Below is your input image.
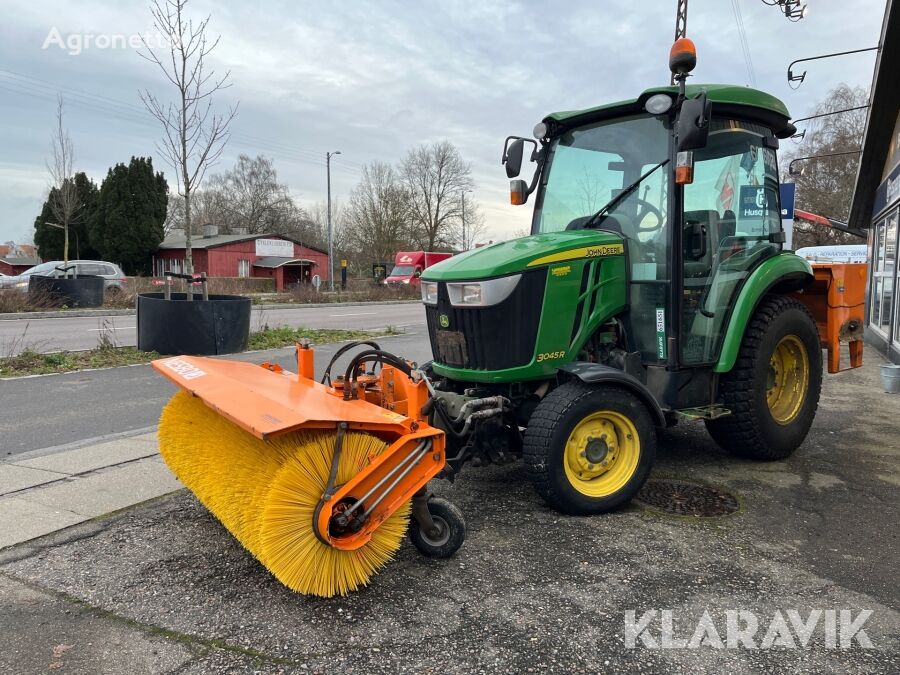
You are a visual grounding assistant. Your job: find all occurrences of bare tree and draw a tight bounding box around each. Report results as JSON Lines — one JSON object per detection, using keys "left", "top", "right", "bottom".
{"left": 782, "top": 84, "right": 868, "bottom": 248}
{"left": 449, "top": 194, "right": 487, "bottom": 250}
{"left": 139, "top": 0, "right": 237, "bottom": 279}
{"left": 577, "top": 167, "right": 605, "bottom": 215}
{"left": 401, "top": 141, "right": 473, "bottom": 250}
{"left": 46, "top": 96, "right": 78, "bottom": 273}
{"left": 209, "top": 154, "right": 293, "bottom": 234}
{"left": 344, "top": 162, "right": 413, "bottom": 264}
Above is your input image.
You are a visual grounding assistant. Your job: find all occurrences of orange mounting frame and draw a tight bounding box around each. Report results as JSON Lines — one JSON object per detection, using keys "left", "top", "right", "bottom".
{"left": 792, "top": 263, "right": 866, "bottom": 374}
{"left": 315, "top": 428, "right": 445, "bottom": 551}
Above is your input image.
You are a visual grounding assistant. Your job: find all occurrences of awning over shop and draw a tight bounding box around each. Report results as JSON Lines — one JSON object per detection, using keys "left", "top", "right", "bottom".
{"left": 253, "top": 257, "right": 318, "bottom": 268}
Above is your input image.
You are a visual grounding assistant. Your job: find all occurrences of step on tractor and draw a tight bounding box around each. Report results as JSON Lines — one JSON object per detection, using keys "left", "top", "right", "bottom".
{"left": 153, "top": 39, "right": 865, "bottom": 597}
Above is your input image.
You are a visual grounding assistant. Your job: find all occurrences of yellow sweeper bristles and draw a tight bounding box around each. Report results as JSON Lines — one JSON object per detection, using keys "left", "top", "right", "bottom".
{"left": 158, "top": 390, "right": 411, "bottom": 597}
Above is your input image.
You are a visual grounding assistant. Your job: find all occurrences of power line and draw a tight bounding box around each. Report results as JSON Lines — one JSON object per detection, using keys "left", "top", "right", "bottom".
{"left": 730, "top": 0, "right": 757, "bottom": 87}
{"left": 0, "top": 69, "right": 364, "bottom": 177}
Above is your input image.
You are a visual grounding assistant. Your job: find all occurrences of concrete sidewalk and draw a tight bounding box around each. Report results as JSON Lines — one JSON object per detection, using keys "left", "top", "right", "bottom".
{"left": 0, "top": 432, "right": 179, "bottom": 549}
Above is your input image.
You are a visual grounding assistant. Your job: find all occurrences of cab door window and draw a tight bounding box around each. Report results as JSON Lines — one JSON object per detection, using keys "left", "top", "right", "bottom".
{"left": 680, "top": 119, "right": 782, "bottom": 365}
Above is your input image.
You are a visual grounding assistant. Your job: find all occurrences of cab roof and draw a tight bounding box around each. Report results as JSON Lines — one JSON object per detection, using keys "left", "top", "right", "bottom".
{"left": 544, "top": 84, "right": 794, "bottom": 138}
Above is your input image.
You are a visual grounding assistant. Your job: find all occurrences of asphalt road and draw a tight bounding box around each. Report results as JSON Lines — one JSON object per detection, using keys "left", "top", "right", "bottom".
{"left": 0, "top": 332, "right": 433, "bottom": 456}
{"left": 0, "top": 302, "right": 425, "bottom": 356}
{"left": 2, "top": 355, "right": 898, "bottom": 673}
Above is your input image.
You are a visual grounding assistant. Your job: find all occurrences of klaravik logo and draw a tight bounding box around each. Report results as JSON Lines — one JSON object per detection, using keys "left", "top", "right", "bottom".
{"left": 624, "top": 609, "right": 874, "bottom": 649}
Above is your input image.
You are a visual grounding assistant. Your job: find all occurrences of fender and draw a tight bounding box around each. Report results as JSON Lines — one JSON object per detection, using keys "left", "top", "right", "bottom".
{"left": 714, "top": 253, "right": 814, "bottom": 373}
{"left": 557, "top": 362, "right": 667, "bottom": 427}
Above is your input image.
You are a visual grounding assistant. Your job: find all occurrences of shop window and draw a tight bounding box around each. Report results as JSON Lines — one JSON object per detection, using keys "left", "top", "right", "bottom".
{"left": 238, "top": 259, "right": 250, "bottom": 278}
{"left": 871, "top": 210, "right": 898, "bottom": 337}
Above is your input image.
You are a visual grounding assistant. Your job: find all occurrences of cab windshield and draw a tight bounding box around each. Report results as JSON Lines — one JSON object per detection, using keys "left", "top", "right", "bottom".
{"left": 533, "top": 115, "right": 670, "bottom": 243}
{"left": 390, "top": 265, "right": 415, "bottom": 277}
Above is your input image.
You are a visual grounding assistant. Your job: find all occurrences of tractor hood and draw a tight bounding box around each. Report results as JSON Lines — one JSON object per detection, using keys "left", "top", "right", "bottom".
{"left": 422, "top": 230, "right": 625, "bottom": 282}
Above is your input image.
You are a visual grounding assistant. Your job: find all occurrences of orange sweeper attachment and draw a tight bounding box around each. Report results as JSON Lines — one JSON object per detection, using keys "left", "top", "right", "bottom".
{"left": 153, "top": 342, "right": 466, "bottom": 597}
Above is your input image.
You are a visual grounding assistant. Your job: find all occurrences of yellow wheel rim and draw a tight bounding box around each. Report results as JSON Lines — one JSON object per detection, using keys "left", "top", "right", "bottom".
{"left": 766, "top": 335, "right": 810, "bottom": 425}
{"left": 562, "top": 410, "right": 640, "bottom": 497}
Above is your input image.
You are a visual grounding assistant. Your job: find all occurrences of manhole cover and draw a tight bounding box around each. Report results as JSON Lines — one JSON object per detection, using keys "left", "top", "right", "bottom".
{"left": 635, "top": 479, "right": 739, "bottom": 517}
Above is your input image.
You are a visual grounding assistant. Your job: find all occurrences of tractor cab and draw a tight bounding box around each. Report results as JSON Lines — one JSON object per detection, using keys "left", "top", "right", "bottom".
{"left": 504, "top": 50, "right": 796, "bottom": 375}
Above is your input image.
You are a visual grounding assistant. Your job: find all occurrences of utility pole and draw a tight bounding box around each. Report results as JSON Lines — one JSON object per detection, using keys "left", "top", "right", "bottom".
{"left": 461, "top": 191, "right": 467, "bottom": 250}
{"left": 461, "top": 189, "right": 472, "bottom": 250}
{"left": 671, "top": 0, "right": 689, "bottom": 84}
{"left": 326, "top": 150, "right": 341, "bottom": 291}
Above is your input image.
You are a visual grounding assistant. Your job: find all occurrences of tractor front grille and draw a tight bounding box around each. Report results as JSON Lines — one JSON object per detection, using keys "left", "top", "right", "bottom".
{"left": 425, "top": 269, "right": 547, "bottom": 371}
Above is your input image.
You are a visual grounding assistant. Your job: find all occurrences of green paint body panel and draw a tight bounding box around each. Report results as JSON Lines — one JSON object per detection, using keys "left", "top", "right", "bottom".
{"left": 421, "top": 230, "right": 623, "bottom": 282}
{"left": 713, "top": 253, "right": 813, "bottom": 373}
{"left": 545, "top": 84, "right": 791, "bottom": 125}
{"left": 429, "top": 232, "right": 627, "bottom": 384}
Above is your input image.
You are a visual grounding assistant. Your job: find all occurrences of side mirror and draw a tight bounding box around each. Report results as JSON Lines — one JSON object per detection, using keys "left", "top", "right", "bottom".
{"left": 414, "top": 268, "right": 422, "bottom": 278}
{"left": 676, "top": 92, "right": 711, "bottom": 152}
{"left": 502, "top": 136, "right": 539, "bottom": 179}
{"left": 504, "top": 138, "right": 525, "bottom": 178}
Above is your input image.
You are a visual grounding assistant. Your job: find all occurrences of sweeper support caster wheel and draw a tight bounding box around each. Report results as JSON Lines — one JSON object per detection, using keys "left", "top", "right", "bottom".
{"left": 409, "top": 493, "right": 465, "bottom": 558}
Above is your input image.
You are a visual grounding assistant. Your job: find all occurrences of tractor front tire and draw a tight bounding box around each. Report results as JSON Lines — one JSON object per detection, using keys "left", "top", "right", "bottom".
{"left": 523, "top": 382, "right": 656, "bottom": 515}
{"left": 706, "top": 295, "right": 822, "bottom": 460}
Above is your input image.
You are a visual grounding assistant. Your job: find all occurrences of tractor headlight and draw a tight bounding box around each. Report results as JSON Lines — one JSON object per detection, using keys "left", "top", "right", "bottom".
{"left": 447, "top": 274, "right": 521, "bottom": 307}
{"left": 421, "top": 281, "right": 438, "bottom": 305}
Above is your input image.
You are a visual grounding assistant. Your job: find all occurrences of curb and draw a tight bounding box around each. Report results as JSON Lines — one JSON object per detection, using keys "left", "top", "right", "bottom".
{"left": 0, "top": 299, "right": 421, "bottom": 321}
{"left": 0, "top": 308, "right": 136, "bottom": 321}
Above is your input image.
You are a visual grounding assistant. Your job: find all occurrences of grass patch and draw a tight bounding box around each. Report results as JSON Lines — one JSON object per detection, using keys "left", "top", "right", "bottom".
{"left": 0, "top": 347, "right": 159, "bottom": 377}
{"left": 0, "top": 326, "right": 402, "bottom": 377}
{"left": 247, "top": 325, "right": 400, "bottom": 351}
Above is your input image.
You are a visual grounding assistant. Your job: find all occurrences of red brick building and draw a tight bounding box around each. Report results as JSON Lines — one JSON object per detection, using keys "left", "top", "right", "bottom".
{"left": 153, "top": 231, "right": 329, "bottom": 292}
{"left": 0, "top": 256, "right": 40, "bottom": 275}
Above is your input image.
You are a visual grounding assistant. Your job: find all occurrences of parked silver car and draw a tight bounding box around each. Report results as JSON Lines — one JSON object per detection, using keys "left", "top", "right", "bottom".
{"left": 0, "top": 260, "right": 128, "bottom": 294}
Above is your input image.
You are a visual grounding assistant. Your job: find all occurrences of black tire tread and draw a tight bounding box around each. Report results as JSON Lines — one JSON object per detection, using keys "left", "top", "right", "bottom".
{"left": 409, "top": 497, "right": 466, "bottom": 558}
{"left": 706, "top": 294, "right": 822, "bottom": 460}
{"left": 523, "top": 381, "right": 655, "bottom": 514}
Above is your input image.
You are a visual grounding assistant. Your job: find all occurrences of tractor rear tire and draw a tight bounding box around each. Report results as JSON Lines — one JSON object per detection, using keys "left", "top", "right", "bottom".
{"left": 706, "top": 295, "right": 822, "bottom": 460}
{"left": 523, "top": 382, "right": 656, "bottom": 515}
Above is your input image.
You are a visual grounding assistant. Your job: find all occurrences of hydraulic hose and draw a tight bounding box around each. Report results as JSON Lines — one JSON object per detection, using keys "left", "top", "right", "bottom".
{"left": 343, "top": 349, "right": 414, "bottom": 399}
{"left": 320, "top": 341, "right": 382, "bottom": 385}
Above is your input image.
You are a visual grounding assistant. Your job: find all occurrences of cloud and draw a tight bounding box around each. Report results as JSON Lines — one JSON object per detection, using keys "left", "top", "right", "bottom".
{"left": 0, "top": 0, "right": 887, "bottom": 246}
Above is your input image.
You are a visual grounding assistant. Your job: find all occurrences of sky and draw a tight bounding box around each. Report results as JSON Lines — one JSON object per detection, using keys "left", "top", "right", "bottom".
{"left": 0, "top": 0, "right": 888, "bottom": 246}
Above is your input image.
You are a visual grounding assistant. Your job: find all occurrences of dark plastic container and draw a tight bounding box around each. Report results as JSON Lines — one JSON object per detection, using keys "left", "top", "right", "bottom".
{"left": 136, "top": 293, "right": 251, "bottom": 356}
{"left": 28, "top": 275, "right": 105, "bottom": 308}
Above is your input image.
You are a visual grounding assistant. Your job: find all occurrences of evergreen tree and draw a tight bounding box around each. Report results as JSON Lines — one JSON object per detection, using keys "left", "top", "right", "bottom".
{"left": 33, "top": 172, "right": 100, "bottom": 260}
{"left": 90, "top": 157, "right": 168, "bottom": 274}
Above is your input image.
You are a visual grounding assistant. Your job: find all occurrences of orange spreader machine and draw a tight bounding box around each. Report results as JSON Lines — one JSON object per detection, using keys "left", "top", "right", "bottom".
{"left": 793, "top": 262, "right": 867, "bottom": 374}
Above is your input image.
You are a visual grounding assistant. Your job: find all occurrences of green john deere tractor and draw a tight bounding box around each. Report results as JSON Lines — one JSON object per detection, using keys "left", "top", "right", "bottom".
{"left": 419, "top": 39, "right": 832, "bottom": 515}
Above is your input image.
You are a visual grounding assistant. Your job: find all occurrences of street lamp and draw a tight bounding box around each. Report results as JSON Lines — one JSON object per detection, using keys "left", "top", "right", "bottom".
{"left": 326, "top": 150, "right": 341, "bottom": 291}
{"left": 788, "top": 150, "right": 861, "bottom": 177}
{"left": 786, "top": 47, "right": 879, "bottom": 88}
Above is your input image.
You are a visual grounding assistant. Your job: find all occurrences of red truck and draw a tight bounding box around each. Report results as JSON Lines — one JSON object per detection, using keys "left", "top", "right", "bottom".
{"left": 383, "top": 251, "right": 452, "bottom": 287}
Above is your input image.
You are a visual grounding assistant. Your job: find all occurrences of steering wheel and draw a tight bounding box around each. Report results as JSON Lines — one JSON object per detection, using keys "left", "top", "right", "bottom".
{"left": 634, "top": 198, "right": 663, "bottom": 232}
